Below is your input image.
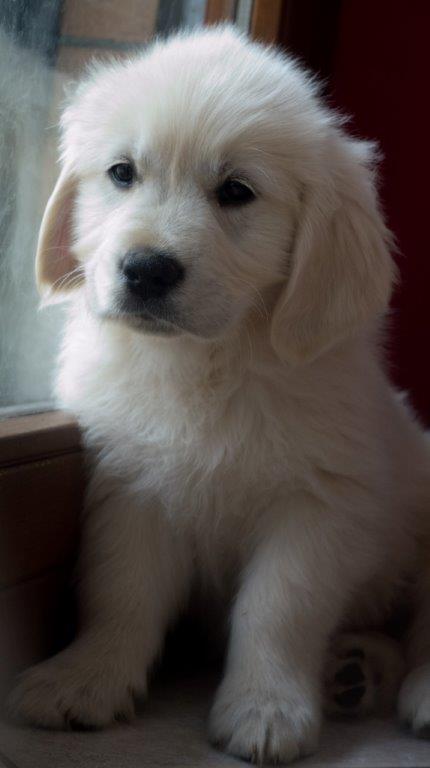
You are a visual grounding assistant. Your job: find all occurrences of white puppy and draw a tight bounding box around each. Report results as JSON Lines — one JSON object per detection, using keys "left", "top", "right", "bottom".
{"left": 9, "top": 27, "right": 430, "bottom": 764}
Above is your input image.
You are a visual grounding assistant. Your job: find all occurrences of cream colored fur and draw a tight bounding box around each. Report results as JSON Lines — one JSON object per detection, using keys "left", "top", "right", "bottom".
{"left": 9, "top": 27, "right": 430, "bottom": 763}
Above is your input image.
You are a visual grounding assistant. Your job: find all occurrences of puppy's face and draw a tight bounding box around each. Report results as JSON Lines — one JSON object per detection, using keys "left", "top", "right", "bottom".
{"left": 74, "top": 113, "right": 296, "bottom": 339}
{"left": 38, "top": 29, "right": 394, "bottom": 360}
{"left": 64, "top": 35, "right": 304, "bottom": 339}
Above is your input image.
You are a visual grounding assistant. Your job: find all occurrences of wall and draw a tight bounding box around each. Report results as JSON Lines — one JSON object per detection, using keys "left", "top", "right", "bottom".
{"left": 331, "top": 1, "right": 430, "bottom": 425}
{"left": 282, "top": 0, "right": 430, "bottom": 424}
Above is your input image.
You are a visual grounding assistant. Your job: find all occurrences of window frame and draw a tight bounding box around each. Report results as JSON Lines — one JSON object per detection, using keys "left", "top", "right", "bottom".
{"left": 205, "top": 0, "right": 283, "bottom": 39}
{"left": 250, "top": 0, "right": 283, "bottom": 41}
{"left": 205, "top": 0, "right": 236, "bottom": 23}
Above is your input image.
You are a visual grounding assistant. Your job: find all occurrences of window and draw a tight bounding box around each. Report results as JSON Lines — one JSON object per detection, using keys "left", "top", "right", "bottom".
{"left": 0, "top": 0, "right": 211, "bottom": 417}
{"left": 0, "top": 0, "right": 281, "bottom": 418}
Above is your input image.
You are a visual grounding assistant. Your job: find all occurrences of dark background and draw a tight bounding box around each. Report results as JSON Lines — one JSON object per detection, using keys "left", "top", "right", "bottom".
{"left": 282, "top": 0, "right": 430, "bottom": 425}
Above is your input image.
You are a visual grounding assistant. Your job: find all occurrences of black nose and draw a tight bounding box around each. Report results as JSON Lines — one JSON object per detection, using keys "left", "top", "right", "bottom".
{"left": 121, "top": 248, "right": 185, "bottom": 300}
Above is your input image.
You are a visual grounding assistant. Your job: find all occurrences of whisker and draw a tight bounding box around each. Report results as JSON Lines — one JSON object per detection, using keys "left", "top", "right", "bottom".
{"left": 50, "top": 264, "right": 85, "bottom": 292}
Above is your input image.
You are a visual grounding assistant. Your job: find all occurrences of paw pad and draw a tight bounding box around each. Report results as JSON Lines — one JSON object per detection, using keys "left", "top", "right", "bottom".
{"left": 334, "top": 662, "right": 365, "bottom": 687}
{"left": 325, "top": 648, "right": 373, "bottom": 717}
{"left": 334, "top": 684, "right": 366, "bottom": 710}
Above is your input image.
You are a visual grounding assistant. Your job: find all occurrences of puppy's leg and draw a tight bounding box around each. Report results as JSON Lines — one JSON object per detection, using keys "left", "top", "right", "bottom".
{"left": 325, "top": 631, "right": 405, "bottom": 717}
{"left": 398, "top": 565, "right": 430, "bottom": 736}
{"left": 8, "top": 478, "right": 192, "bottom": 729}
{"left": 209, "top": 496, "right": 380, "bottom": 765}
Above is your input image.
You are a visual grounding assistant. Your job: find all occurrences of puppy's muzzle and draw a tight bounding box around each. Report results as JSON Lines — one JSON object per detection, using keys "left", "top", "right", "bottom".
{"left": 120, "top": 248, "right": 185, "bottom": 301}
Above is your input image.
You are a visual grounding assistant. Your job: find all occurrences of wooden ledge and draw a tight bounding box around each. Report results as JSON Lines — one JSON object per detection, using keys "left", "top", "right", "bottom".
{"left": 0, "top": 411, "right": 82, "bottom": 468}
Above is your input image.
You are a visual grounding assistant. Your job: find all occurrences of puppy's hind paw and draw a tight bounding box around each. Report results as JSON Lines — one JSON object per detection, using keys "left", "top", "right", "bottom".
{"left": 325, "top": 631, "right": 404, "bottom": 718}
{"left": 398, "top": 663, "right": 430, "bottom": 737}
{"left": 325, "top": 646, "right": 374, "bottom": 717}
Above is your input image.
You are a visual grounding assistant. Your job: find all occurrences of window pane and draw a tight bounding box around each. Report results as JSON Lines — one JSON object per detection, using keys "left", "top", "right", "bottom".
{"left": 0, "top": 0, "right": 206, "bottom": 416}
{"left": 235, "top": 0, "right": 253, "bottom": 33}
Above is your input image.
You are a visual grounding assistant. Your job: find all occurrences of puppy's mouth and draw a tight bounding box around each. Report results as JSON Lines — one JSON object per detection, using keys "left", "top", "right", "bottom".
{"left": 120, "top": 314, "right": 179, "bottom": 335}
{"left": 100, "top": 294, "right": 182, "bottom": 336}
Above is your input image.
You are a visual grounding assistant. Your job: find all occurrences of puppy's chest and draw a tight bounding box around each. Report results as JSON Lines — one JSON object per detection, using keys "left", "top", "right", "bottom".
{"left": 138, "top": 419, "right": 275, "bottom": 580}
{"left": 73, "top": 338, "right": 302, "bottom": 525}
{"left": 133, "top": 409, "right": 281, "bottom": 513}
{"left": 107, "top": 380, "right": 293, "bottom": 526}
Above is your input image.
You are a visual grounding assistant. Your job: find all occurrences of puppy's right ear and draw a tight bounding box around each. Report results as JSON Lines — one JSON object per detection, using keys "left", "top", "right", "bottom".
{"left": 35, "top": 165, "right": 83, "bottom": 304}
{"left": 270, "top": 139, "right": 395, "bottom": 364}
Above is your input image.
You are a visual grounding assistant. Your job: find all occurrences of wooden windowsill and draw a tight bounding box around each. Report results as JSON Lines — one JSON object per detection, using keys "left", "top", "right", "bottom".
{"left": 0, "top": 409, "right": 84, "bottom": 592}
{"left": 0, "top": 410, "right": 82, "bottom": 468}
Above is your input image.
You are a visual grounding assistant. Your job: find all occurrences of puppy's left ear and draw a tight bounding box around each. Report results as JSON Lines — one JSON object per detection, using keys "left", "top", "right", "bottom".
{"left": 35, "top": 164, "right": 82, "bottom": 304}
{"left": 271, "top": 138, "right": 396, "bottom": 363}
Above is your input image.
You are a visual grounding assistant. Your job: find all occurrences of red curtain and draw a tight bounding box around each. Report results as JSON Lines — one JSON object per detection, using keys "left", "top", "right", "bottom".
{"left": 331, "top": 2, "right": 430, "bottom": 425}
{"left": 281, "top": 1, "right": 430, "bottom": 424}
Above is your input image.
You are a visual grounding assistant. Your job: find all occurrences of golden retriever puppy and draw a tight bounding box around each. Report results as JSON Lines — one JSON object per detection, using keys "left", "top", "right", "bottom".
{"left": 9, "top": 27, "right": 430, "bottom": 764}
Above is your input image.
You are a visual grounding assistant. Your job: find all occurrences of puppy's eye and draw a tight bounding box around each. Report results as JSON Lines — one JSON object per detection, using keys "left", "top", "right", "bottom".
{"left": 108, "top": 162, "right": 135, "bottom": 188}
{"left": 216, "top": 178, "right": 255, "bottom": 207}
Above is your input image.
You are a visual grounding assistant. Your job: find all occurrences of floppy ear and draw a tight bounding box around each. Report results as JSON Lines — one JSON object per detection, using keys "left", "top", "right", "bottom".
{"left": 270, "top": 139, "right": 396, "bottom": 363}
{"left": 35, "top": 165, "right": 83, "bottom": 304}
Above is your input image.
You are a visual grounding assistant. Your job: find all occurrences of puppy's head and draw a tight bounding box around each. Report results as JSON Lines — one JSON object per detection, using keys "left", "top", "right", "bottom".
{"left": 37, "top": 27, "right": 395, "bottom": 361}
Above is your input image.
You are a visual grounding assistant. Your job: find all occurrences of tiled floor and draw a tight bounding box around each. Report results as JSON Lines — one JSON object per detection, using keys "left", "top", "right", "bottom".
{"left": 1, "top": 674, "right": 429, "bottom": 767}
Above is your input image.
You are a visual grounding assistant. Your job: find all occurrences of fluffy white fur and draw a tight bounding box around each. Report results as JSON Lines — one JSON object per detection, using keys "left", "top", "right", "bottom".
{"left": 9, "top": 27, "right": 430, "bottom": 763}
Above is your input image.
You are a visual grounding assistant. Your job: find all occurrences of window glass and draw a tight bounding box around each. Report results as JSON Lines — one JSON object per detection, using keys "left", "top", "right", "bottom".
{"left": 235, "top": 0, "right": 253, "bottom": 32}
{"left": 0, "top": 0, "right": 207, "bottom": 416}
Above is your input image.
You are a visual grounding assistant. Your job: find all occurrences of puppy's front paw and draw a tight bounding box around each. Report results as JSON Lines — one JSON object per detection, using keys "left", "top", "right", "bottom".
{"left": 8, "top": 654, "right": 135, "bottom": 730}
{"left": 398, "top": 664, "right": 430, "bottom": 737}
{"left": 209, "top": 675, "right": 320, "bottom": 764}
